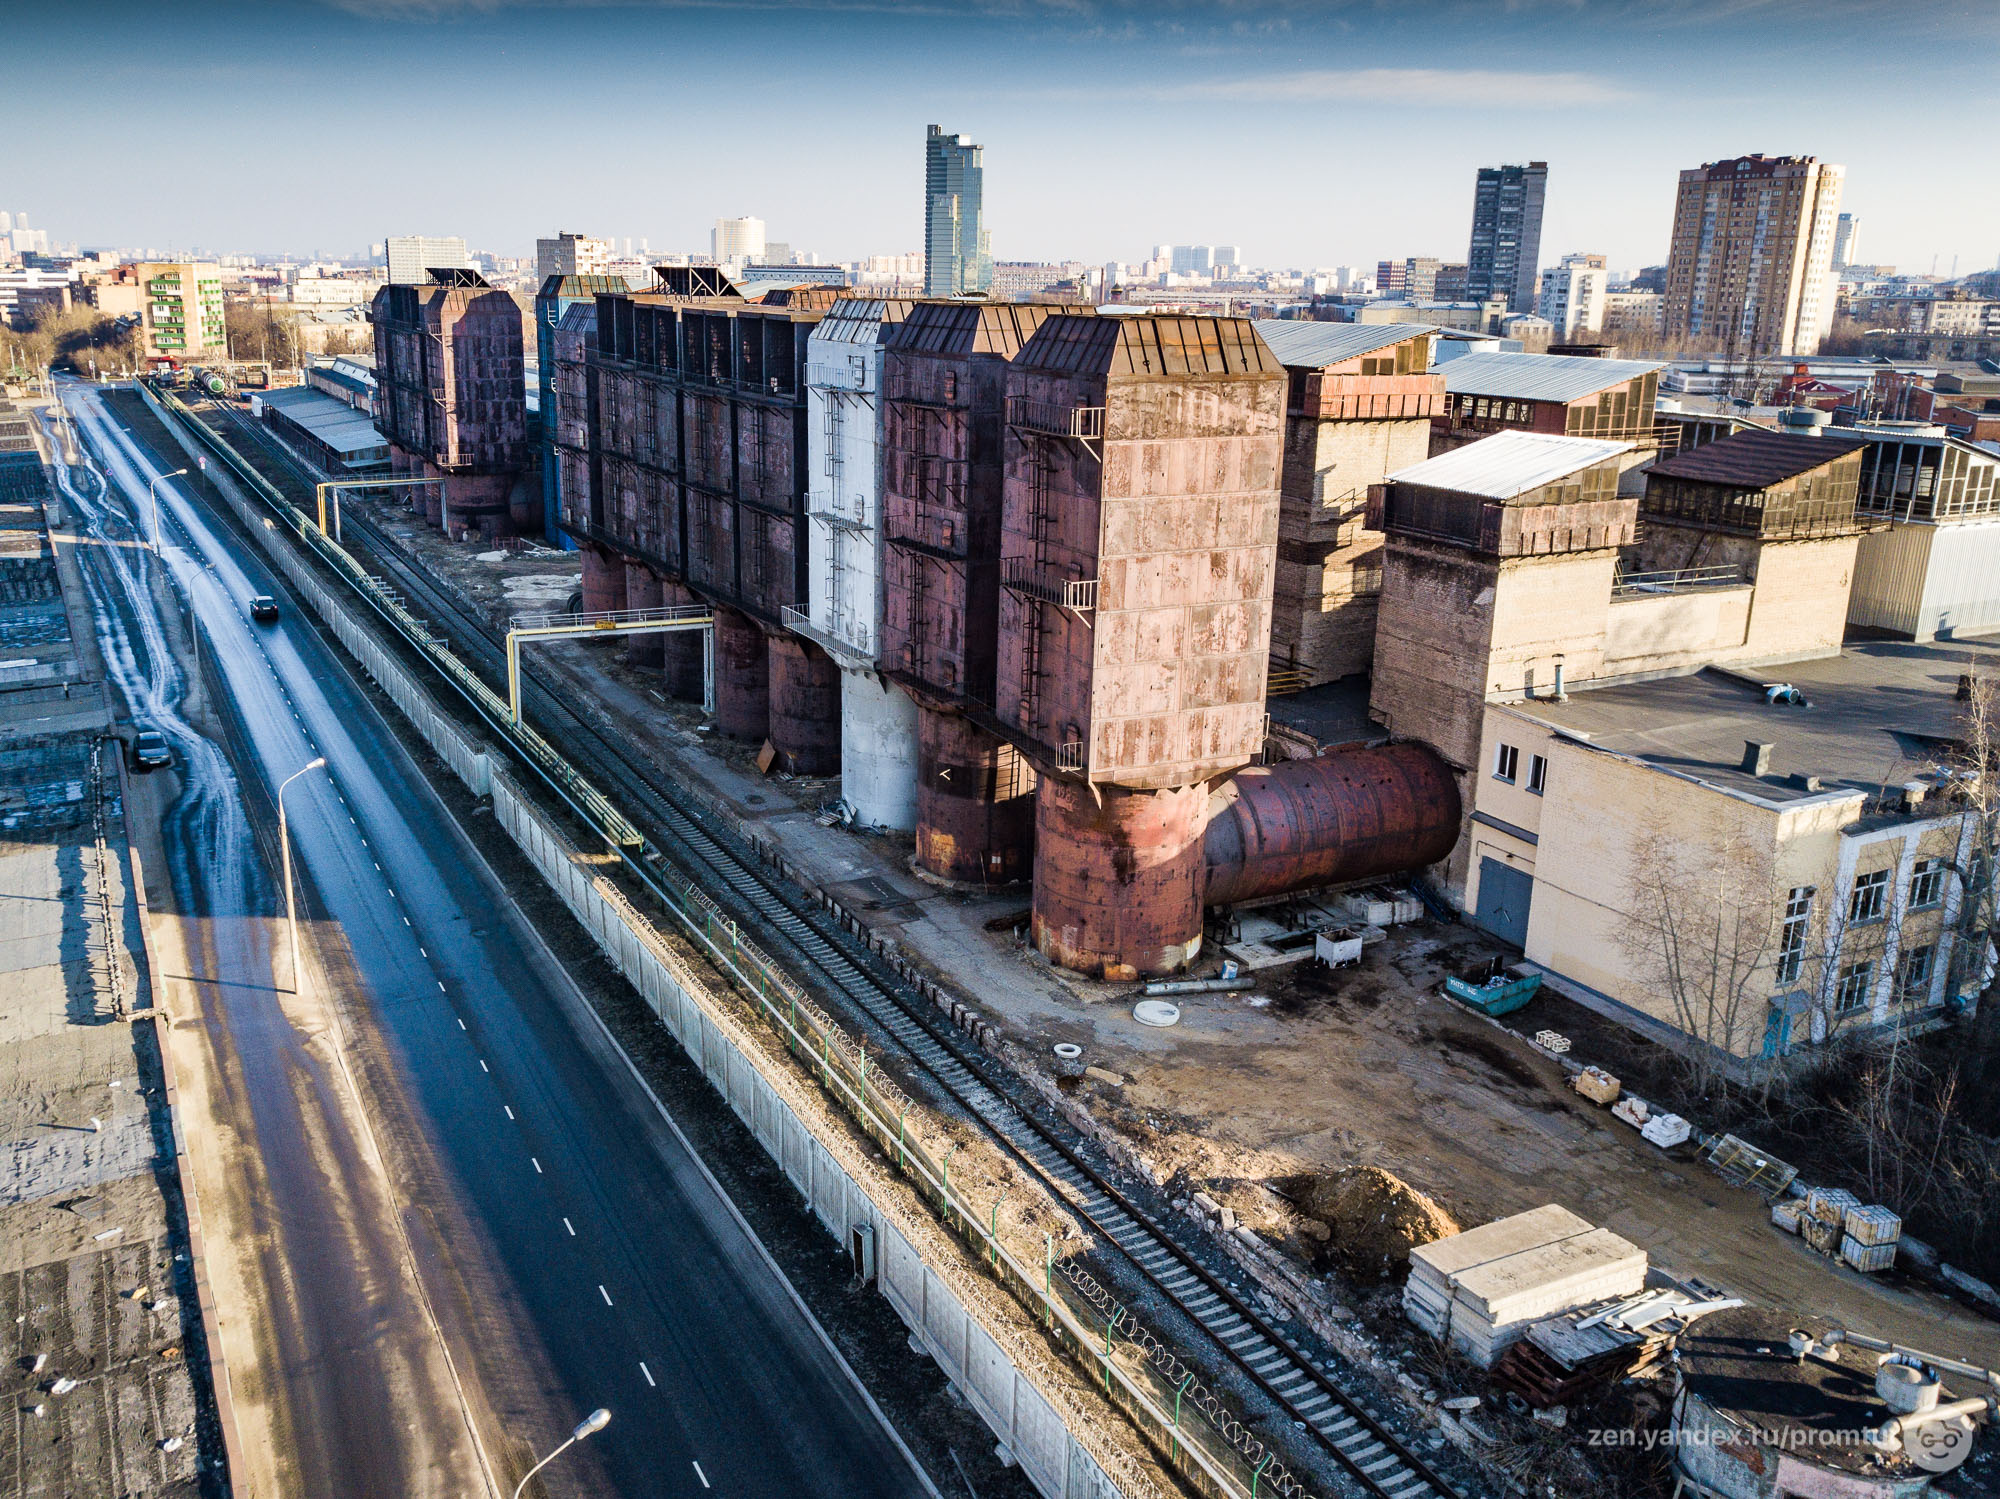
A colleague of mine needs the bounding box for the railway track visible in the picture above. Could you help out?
[184,393,1473,1499]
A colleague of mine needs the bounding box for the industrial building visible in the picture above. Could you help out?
[1432,352,1664,454]
[254,385,390,475]
[368,267,534,537]
[1252,320,1443,688]
[535,271,630,543]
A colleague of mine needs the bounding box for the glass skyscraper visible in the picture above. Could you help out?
[924,125,991,298]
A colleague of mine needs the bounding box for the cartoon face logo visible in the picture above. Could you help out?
[1910,1416,1974,1474]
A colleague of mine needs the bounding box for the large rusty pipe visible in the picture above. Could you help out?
[1202,743,1460,907]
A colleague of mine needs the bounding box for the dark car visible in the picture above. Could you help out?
[249,595,280,622]
[131,729,172,770]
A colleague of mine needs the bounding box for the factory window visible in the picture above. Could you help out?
[1836,959,1876,1015]
[1897,944,1936,1005]
[1775,886,1812,984]
[1527,754,1547,795]
[1849,868,1890,924]
[1909,857,1946,910]
[1492,743,1519,783]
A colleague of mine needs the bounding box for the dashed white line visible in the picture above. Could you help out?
[640,1361,656,1388]
[437,981,447,992]
[457,1018,466,1030]
[599,1285,614,1307]
[418,947,427,957]
[563,1217,575,1236]
[692,1461,710,1489]
[531,1157,542,1174]
[479,1059,489,1073]
[504,1106,515,1120]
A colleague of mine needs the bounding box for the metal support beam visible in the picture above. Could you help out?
[314,475,441,544]
[505,606,715,724]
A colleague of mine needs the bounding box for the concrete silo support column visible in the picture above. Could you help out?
[624,565,663,667]
[914,707,1036,886]
[767,634,841,775]
[580,546,627,616]
[839,671,919,832]
[713,607,770,741]
[660,580,707,701]
[1032,777,1207,980]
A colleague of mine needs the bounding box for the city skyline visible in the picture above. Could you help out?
[6,0,1998,274]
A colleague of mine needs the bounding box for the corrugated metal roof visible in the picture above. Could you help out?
[1016,313,1281,378]
[884,302,1063,359]
[260,387,387,458]
[1388,431,1633,499]
[1251,320,1434,370]
[1442,351,1664,403]
[1647,428,1869,489]
[807,299,914,348]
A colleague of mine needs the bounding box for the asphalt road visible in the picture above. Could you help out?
[55,384,937,1499]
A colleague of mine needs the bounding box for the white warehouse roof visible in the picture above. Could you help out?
[1442,351,1663,403]
[1388,431,1633,499]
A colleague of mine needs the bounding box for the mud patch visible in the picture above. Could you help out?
[1278,1166,1459,1282]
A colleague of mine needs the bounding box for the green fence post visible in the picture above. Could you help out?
[941,1143,958,1225]
[1102,1319,1113,1395]
[1172,1372,1191,1461]
[1044,1233,1053,1329]
[897,1107,907,1172]
[989,1192,1006,1268]
[1252,1453,1271,1497]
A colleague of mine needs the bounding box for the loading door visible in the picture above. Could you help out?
[1475,858,1534,948]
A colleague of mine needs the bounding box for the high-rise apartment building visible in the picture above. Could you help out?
[1833,212,1862,270]
[1465,162,1548,313]
[711,217,766,264]
[923,125,990,297]
[536,231,614,281]
[87,262,227,362]
[384,235,470,286]
[1537,253,1609,340]
[1662,154,1844,357]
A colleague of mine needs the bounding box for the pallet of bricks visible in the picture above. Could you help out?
[1771,1187,1900,1272]
[1404,1204,1647,1367]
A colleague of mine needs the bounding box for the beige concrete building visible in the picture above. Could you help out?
[1663,154,1844,358]
[1254,320,1443,687]
[83,262,226,363]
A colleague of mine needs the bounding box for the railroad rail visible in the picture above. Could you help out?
[179,391,1473,1499]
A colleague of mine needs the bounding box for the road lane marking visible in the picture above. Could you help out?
[599,1285,613,1307]
[403,916,410,925]
[419,947,427,957]
[437,981,447,992]
[457,1018,466,1030]
[531,1157,542,1173]
[563,1218,575,1236]
[504,1106,515,1120]
[641,1362,656,1388]
[479,1060,489,1073]
[693,1461,710,1488]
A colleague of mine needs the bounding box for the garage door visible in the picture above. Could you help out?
[1475,857,1534,948]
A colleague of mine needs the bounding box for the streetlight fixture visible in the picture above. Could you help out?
[146,467,188,553]
[277,757,327,994]
[512,1408,611,1498]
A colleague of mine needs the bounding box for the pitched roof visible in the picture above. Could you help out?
[1016,314,1280,378]
[1251,319,1434,370]
[883,301,1063,359]
[1646,427,1871,489]
[1388,431,1633,499]
[1442,351,1663,403]
[808,298,914,348]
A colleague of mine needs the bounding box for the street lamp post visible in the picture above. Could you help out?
[512,1409,611,1499]
[146,467,188,553]
[277,757,328,994]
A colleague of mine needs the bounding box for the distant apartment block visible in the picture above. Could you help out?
[536,231,615,281]
[711,217,766,265]
[1537,253,1609,340]
[83,262,227,363]
[1832,212,1862,269]
[924,126,991,298]
[1662,154,1844,357]
[384,235,471,286]
[1465,162,1548,314]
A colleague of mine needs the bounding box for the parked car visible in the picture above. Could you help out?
[131,729,172,770]
[248,595,280,622]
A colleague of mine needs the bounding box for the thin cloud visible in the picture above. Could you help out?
[1173,66,1635,108]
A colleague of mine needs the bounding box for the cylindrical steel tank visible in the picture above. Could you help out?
[914,707,1036,885]
[768,634,841,774]
[840,670,919,831]
[713,606,769,741]
[1032,777,1207,978]
[1203,743,1460,907]
[580,546,628,616]
[660,579,706,702]
[624,564,663,667]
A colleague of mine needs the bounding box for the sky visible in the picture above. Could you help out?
[7,0,1999,276]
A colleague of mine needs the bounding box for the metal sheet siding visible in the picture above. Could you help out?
[1252,319,1436,370]
[1442,351,1664,403]
[1848,523,1933,636]
[1919,519,2000,638]
[1387,430,1633,499]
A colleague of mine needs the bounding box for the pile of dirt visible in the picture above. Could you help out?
[1294,1166,1459,1282]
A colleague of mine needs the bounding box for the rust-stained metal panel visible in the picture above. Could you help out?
[713,605,770,741]
[768,634,841,774]
[913,706,1036,885]
[1202,742,1461,906]
[1031,777,1208,977]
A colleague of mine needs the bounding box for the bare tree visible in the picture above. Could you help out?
[1625,811,1783,1099]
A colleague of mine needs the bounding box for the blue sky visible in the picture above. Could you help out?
[9,0,1998,275]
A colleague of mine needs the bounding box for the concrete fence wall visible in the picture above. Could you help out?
[141,386,1124,1499]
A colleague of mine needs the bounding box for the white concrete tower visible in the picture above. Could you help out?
[801,299,920,830]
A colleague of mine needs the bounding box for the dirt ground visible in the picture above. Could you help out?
[338,484,2000,1394]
